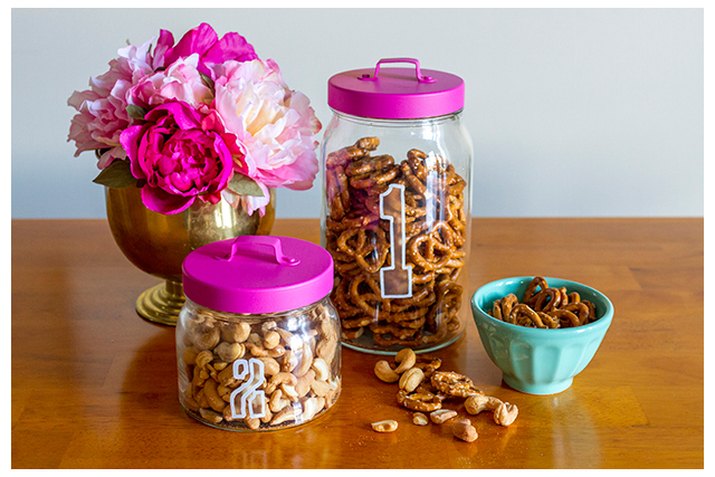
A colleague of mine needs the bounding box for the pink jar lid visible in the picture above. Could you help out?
[182,235,334,314]
[328,57,464,119]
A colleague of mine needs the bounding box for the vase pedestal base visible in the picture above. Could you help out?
[135,279,185,326]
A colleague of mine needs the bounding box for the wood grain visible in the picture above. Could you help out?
[11,218,703,468]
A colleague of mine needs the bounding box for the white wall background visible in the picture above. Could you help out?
[12,8,703,218]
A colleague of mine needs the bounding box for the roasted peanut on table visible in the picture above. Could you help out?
[371,419,399,433]
[452,418,479,443]
[370,347,519,442]
[177,299,341,431]
[464,394,519,427]
[412,412,429,426]
[429,409,458,424]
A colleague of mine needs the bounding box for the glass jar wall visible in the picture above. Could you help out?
[177,296,341,431]
[322,108,472,353]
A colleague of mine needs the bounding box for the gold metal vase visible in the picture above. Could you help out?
[105,186,275,326]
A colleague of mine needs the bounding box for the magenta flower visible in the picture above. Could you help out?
[119,101,240,215]
[154,22,257,77]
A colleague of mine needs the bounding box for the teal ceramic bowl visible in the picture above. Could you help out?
[471,276,614,395]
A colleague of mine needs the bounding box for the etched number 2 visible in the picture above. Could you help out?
[229,358,266,419]
[379,183,413,298]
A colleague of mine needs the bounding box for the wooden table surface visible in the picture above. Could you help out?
[11,218,703,469]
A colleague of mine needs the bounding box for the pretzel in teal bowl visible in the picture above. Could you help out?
[471,276,614,395]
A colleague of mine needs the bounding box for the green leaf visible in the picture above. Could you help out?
[228,174,264,197]
[199,73,215,91]
[126,104,147,121]
[92,160,138,188]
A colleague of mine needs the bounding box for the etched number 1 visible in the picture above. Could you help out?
[379,184,413,298]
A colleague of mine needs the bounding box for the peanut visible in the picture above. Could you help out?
[465,394,519,426]
[374,360,400,383]
[394,348,417,374]
[215,342,244,362]
[271,407,297,426]
[452,418,478,442]
[263,330,281,350]
[430,408,458,424]
[412,412,429,426]
[192,324,220,350]
[371,419,399,433]
[399,367,424,392]
[198,408,223,425]
[312,358,330,381]
[203,379,226,413]
[294,343,313,377]
[221,322,251,343]
[258,357,281,376]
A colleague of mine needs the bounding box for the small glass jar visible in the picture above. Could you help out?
[322,58,473,353]
[176,235,340,431]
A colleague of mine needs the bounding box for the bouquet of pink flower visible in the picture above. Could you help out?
[68,23,321,215]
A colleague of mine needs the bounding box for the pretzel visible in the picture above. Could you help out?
[549,309,581,328]
[337,228,389,274]
[345,154,395,176]
[341,327,364,340]
[562,302,590,325]
[369,322,422,340]
[408,236,450,272]
[492,293,518,320]
[430,371,482,398]
[413,357,442,378]
[488,277,599,328]
[325,138,468,349]
[396,389,443,412]
[532,288,562,312]
[509,304,547,328]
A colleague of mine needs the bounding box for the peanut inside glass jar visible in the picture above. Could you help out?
[177,297,341,431]
[177,235,340,430]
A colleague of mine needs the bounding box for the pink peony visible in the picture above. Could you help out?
[154,22,257,77]
[213,59,322,196]
[128,54,213,109]
[67,39,155,168]
[119,101,240,215]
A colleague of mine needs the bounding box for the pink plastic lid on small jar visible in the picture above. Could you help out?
[328,57,465,120]
[182,235,334,315]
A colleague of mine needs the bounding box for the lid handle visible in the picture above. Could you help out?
[223,236,300,267]
[358,57,436,84]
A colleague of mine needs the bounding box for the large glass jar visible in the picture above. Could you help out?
[321,58,473,354]
[176,236,340,431]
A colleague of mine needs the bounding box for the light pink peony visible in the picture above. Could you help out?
[128,54,213,109]
[67,39,155,167]
[213,59,322,201]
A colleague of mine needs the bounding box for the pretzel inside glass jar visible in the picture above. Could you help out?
[325,137,468,349]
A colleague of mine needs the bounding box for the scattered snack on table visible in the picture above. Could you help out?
[430,409,458,424]
[325,137,468,349]
[465,394,519,426]
[412,412,429,426]
[490,276,598,328]
[452,418,479,442]
[371,419,399,433]
[369,347,519,443]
